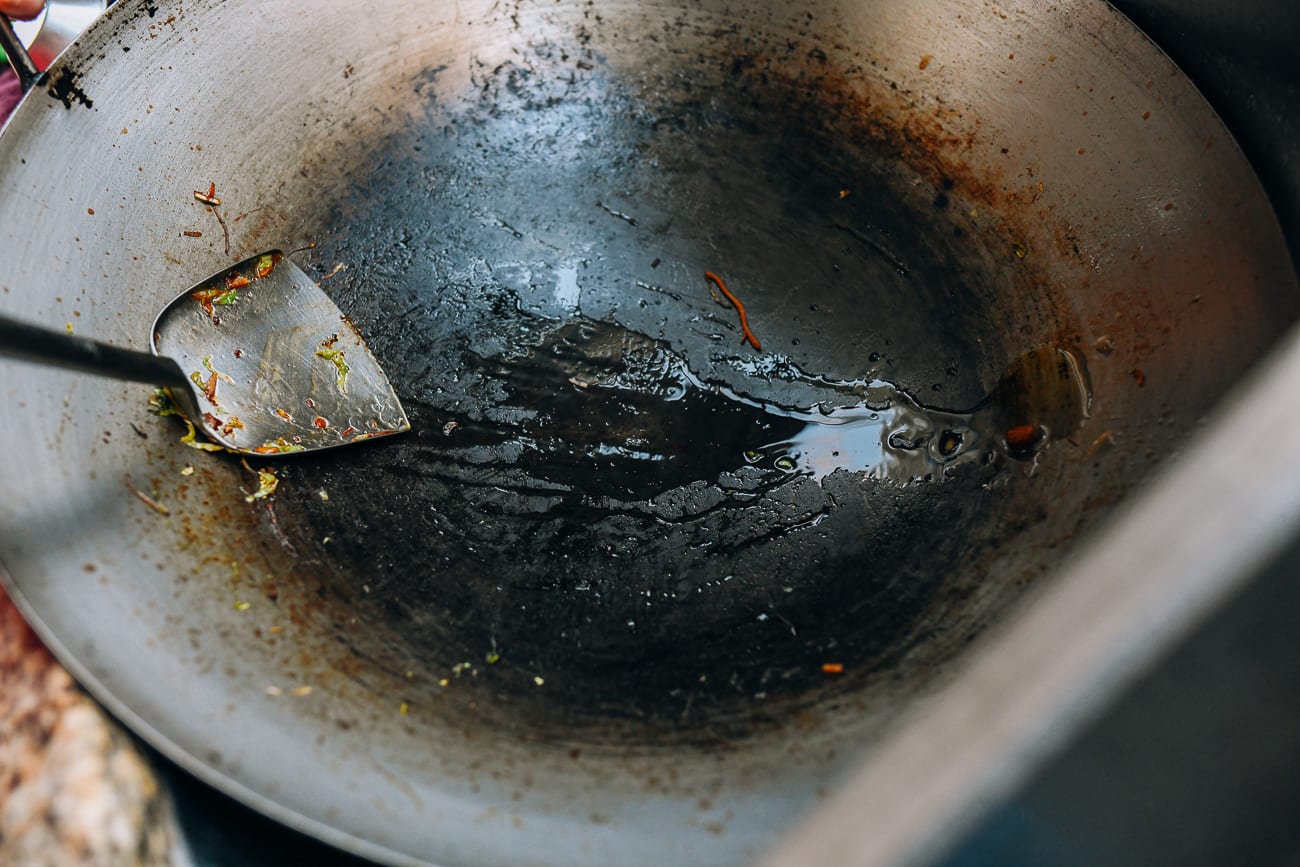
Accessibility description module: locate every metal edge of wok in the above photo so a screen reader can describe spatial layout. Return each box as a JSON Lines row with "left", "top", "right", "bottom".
{"left": 0, "top": 0, "right": 1297, "bottom": 866}
{"left": 757, "top": 320, "right": 1300, "bottom": 865}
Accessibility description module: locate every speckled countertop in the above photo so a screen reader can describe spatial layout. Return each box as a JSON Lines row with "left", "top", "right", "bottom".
{"left": 0, "top": 588, "right": 183, "bottom": 867}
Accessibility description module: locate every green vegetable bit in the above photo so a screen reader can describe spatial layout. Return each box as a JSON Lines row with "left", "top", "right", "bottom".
{"left": 244, "top": 468, "right": 280, "bottom": 503}
{"left": 148, "top": 388, "right": 181, "bottom": 417}
{"left": 179, "top": 421, "right": 228, "bottom": 453}
{"left": 315, "top": 348, "right": 351, "bottom": 394}
{"left": 256, "top": 439, "right": 306, "bottom": 454}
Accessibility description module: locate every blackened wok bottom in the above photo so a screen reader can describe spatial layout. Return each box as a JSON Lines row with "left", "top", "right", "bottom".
{"left": 267, "top": 48, "right": 1074, "bottom": 746}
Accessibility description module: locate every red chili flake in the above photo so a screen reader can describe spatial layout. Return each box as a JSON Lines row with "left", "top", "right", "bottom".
{"left": 305, "top": 398, "right": 317, "bottom": 408}
{"left": 313, "top": 416, "right": 329, "bottom": 429}
{"left": 183, "top": 230, "right": 203, "bottom": 238}
{"left": 274, "top": 408, "right": 293, "bottom": 422}
{"left": 226, "top": 273, "right": 251, "bottom": 290}
{"left": 822, "top": 663, "right": 844, "bottom": 675}
{"left": 192, "top": 288, "right": 224, "bottom": 319}
{"left": 339, "top": 426, "right": 357, "bottom": 437}
{"left": 203, "top": 372, "right": 219, "bottom": 404}
{"left": 704, "top": 271, "right": 762, "bottom": 351}
{"left": 1005, "top": 424, "right": 1040, "bottom": 450}
{"left": 233, "top": 349, "right": 244, "bottom": 358}
{"left": 203, "top": 412, "right": 222, "bottom": 429}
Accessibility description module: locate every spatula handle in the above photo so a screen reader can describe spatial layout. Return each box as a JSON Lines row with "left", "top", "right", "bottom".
{"left": 0, "top": 313, "right": 190, "bottom": 388}
{"left": 0, "top": 14, "right": 41, "bottom": 94}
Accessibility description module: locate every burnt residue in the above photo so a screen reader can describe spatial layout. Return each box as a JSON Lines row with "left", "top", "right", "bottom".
{"left": 236, "top": 16, "right": 1086, "bottom": 748}
{"left": 47, "top": 67, "right": 93, "bottom": 110}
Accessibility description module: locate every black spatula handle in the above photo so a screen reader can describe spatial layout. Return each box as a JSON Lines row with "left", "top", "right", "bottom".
{"left": 0, "top": 14, "right": 42, "bottom": 94}
{"left": 0, "top": 313, "right": 190, "bottom": 388}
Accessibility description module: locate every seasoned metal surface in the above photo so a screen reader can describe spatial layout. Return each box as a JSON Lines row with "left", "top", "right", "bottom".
{"left": 0, "top": 0, "right": 1294, "bottom": 865}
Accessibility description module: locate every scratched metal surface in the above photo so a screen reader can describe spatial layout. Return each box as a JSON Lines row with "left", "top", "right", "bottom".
{"left": 0, "top": 0, "right": 1294, "bottom": 865}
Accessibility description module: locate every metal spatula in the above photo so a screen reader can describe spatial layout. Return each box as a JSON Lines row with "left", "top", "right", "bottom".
{"left": 0, "top": 251, "right": 409, "bottom": 455}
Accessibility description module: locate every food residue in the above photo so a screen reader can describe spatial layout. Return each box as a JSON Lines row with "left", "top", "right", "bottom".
{"left": 255, "top": 253, "right": 279, "bottom": 279}
{"left": 315, "top": 347, "right": 351, "bottom": 393}
{"left": 123, "top": 474, "right": 170, "bottom": 516}
{"left": 190, "top": 355, "right": 234, "bottom": 407}
{"left": 180, "top": 420, "right": 229, "bottom": 452}
{"left": 348, "top": 429, "right": 402, "bottom": 442}
{"left": 704, "top": 271, "right": 762, "bottom": 351}
{"left": 821, "top": 663, "right": 844, "bottom": 675}
{"left": 243, "top": 463, "right": 280, "bottom": 503}
{"left": 253, "top": 438, "right": 306, "bottom": 454}
{"left": 320, "top": 262, "right": 346, "bottom": 280}
{"left": 1087, "top": 430, "right": 1117, "bottom": 457}
{"left": 149, "top": 389, "right": 180, "bottom": 417}
{"left": 193, "top": 183, "right": 221, "bottom": 206}
{"left": 192, "top": 286, "right": 239, "bottom": 320}
{"left": 1005, "top": 424, "right": 1041, "bottom": 451}
{"left": 191, "top": 370, "right": 219, "bottom": 405}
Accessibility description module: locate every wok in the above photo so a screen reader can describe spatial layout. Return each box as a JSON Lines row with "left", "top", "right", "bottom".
{"left": 0, "top": 0, "right": 1295, "bottom": 865}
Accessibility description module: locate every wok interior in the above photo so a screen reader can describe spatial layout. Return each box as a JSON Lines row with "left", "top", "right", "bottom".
{"left": 262, "top": 9, "right": 1085, "bottom": 748}
{"left": 5, "top": 0, "right": 1295, "bottom": 863}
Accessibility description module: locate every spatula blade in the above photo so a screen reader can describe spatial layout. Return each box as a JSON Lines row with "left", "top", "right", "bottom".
{"left": 152, "top": 251, "right": 409, "bottom": 455}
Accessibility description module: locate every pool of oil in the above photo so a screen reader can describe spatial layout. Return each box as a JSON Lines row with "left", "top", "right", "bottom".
{"left": 440, "top": 307, "right": 1003, "bottom": 498}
